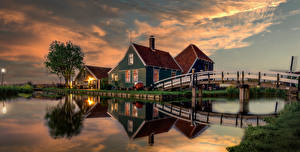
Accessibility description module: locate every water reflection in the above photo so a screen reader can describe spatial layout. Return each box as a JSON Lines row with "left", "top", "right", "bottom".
{"left": 107, "top": 99, "right": 177, "bottom": 145}
{"left": 45, "top": 94, "right": 85, "bottom": 139}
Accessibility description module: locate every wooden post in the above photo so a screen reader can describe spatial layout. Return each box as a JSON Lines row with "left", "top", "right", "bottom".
{"left": 237, "top": 71, "right": 240, "bottom": 84}
{"left": 162, "top": 82, "right": 164, "bottom": 89}
{"left": 242, "top": 71, "right": 244, "bottom": 84}
{"left": 148, "top": 133, "right": 154, "bottom": 146}
{"left": 298, "top": 76, "right": 300, "bottom": 92}
{"left": 275, "top": 102, "right": 278, "bottom": 113}
{"left": 171, "top": 79, "right": 173, "bottom": 89}
{"left": 221, "top": 72, "right": 224, "bottom": 83}
{"left": 258, "top": 72, "right": 261, "bottom": 85}
{"left": 257, "top": 116, "right": 259, "bottom": 126}
{"left": 206, "top": 112, "right": 210, "bottom": 122}
{"left": 208, "top": 73, "right": 210, "bottom": 85}
{"left": 276, "top": 73, "right": 280, "bottom": 88}
{"left": 240, "top": 115, "right": 243, "bottom": 128}
{"left": 180, "top": 77, "right": 183, "bottom": 89}
{"left": 220, "top": 114, "right": 223, "bottom": 125}
{"left": 235, "top": 114, "right": 238, "bottom": 126}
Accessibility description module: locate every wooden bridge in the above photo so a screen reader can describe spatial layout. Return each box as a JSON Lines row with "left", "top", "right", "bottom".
{"left": 154, "top": 103, "right": 277, "bottom": 128}
{"left": 154, "top": 71, "right": 300, "bottom": 92}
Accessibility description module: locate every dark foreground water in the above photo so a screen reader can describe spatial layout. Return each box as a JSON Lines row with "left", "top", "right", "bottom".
{"left": 0, "top": 95, "right": 286, "bottom": 152}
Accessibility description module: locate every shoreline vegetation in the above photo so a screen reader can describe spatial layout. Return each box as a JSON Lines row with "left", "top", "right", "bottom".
{"left": 227, "top": 101, "right": 300, "bottom": 152}
{"left": 0, "top": 85, "right": 33, "bottom": 98}
{"left": 42, "top": 86, "right": 288, "bottom": 99}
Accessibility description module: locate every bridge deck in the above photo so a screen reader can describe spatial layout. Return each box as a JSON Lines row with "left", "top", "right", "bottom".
{"left": 155, "top": 103, "right": 276, "bottom": 128}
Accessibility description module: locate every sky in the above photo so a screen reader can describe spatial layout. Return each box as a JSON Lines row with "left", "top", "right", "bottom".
{"left": 0, "top": 0, "right": 300, "bottom": 84}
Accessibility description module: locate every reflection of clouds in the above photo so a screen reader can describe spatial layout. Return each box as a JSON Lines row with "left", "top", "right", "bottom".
{"left": 127, "top": 126, "right": 243, "bottom": 152}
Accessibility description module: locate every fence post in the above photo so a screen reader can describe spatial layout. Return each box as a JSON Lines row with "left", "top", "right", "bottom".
{"left": 208, "top": 73, "right": 210, "bottom": 85}
{"left": 180, "top": 77, "right": 183, "bottom": 89}
{"left": 276, "top": 73, "right": 280, "bottom": 88}
{"left": 171, "top": 79, "right": 173, "bottom": 89}
{"left": 162, "top": 82, "right": 164, "bottom": 89}
{"left": 242, "top": 71, "right": 244, "bottom": 84}
{"left": 222, "top": 72, "right": 224, "bottom": 83}
{"left": 298, "top": 76, "right": 300, "bottom": 92}
{"left": 237, "top": 71, "right": 240, "bottom": 84}
{"left": 258, "top": 72, "right": 261, "bottom": 85}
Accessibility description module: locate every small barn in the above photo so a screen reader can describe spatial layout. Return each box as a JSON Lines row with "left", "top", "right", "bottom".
{"left": 175, "top": 44, "right": 214, "bottom": 74}
{"left": 74, "top": 65, "right": 111, "bottom": 89}
{"left": 108, "top": 36, "right": 182, "bottom": 88}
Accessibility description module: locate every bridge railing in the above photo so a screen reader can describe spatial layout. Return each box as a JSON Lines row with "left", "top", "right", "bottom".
{"left": 154, "top": 70, "right": 300, "bottom": 90}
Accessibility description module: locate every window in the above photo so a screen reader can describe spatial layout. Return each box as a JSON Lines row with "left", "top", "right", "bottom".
{"left": 133, "top": 69, "right": 138, "bottom": 82}
{"left": 115, "top": 75, "right": 118, "bottom": 81}
{"left": 128, "top": 120, "right": 133, "bottom": 132}
{"left": 153, "top": 69, "right": 159, "bottom": 82}
{"left": 125, "top": 70, "right": 131, "bottom": 83}
{"left": 128, "top": 53, "right": 134, "bottom": 65}
{"left": 171, "top": 71, "right": 176, "bottom": 77}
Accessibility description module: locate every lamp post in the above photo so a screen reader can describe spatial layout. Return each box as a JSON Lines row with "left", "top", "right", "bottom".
{"left": 1, "top": 68, "right": 6, "bottom": 86}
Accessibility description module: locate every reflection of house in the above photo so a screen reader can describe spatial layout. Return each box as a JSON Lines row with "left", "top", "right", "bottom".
{"left": 86, "top": 103, "right": 110, "bottom": 118}
{"left": 175, "top": 44, "right": 214, "bottom": 74}
{"left": 175, "top": 119, "right": 208, "bottom": 139}
{"left": 75, "top": 65, "right": 111, "bottom": 89}
{"left": 108, "top": 36, "right": 182, "bottom": 88}
{"left": 107, "top": 99, "right": 176, "bottom": 140}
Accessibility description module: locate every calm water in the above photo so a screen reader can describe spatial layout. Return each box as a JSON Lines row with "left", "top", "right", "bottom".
{"left": 0, "top": 95, "right": 286, "bottom": 152}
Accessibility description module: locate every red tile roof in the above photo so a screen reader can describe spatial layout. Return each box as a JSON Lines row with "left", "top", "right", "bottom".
{"left": 175, "top": 119, "right": 208, "bottom": 139}
{"left": 132, "top": 43, "right": 181, "bottom": 70}
{"left": 86, "top": 65, "right": 111, "bottom": 79}
{"left": 133, "top": 117, "right": 176, "bottom": 139}
{"left": 175, "top": 44, "right": 213, "bottom": 73}
{"left": 86, "top": 103, "right": 110, "bottom": 118}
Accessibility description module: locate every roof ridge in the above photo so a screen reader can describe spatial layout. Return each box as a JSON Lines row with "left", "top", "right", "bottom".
{"left": 190, "top": 44, "right": 198, "bottom": 58}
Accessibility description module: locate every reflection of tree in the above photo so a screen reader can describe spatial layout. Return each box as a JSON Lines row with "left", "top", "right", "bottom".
{"left": 45, "top": 95, "right": 84, "bottom": 139}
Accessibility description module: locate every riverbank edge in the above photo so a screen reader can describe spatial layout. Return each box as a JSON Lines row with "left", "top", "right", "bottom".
{"left": 226, "top": 101, "right": 300, "bottom": 152}
{"left": 41, "top": 87, "right": 290, "bottom": 101}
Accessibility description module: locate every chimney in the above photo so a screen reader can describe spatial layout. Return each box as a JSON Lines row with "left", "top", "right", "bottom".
{"left": 149, "top": 35, "right": 155, "bottom": 50}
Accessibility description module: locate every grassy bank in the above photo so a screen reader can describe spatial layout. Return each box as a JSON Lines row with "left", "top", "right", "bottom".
{"left": 202, "top": 87, "right": 286, "bottom": 98}
{"left": 43, "top": 88, "right": 191, "bottom": 96}
{"left": 42, "top": 87, "right": 287, "bottom": 99}
{"left": 0, "top": 85, "right": 33, "bottom": 97}
{"left": 227, "top": 102, "right": 300, "bottom": 152}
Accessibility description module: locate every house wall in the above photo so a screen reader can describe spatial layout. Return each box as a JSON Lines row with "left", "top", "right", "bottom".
{"left": 189, "top": 59, "right": 214, "bottom": 73}
{"left": 109, "top": 45, "right": 146, "bottom": 88}
{"left": 146, "top": 66, "right": 181, "bottom": 87}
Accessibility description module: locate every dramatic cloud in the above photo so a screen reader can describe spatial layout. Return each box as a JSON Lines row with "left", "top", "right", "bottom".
{"left": 0, "top": 0, "right": 291, "bottom": 83}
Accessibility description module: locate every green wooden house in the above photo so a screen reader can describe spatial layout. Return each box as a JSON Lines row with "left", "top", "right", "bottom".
{"left": 108, "top": 36, "right": 182, "bottom": 88}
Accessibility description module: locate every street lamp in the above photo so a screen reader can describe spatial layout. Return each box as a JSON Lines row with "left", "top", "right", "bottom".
{"left": 1, "top": 68, "right": 6, "bottom": 86}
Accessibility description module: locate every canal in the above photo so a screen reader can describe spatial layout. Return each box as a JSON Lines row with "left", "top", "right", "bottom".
{"left": 0, "top": 95, "right": 288, "bottom": 152}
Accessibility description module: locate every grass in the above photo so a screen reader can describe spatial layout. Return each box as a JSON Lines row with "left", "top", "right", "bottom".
{"left": 0, "top": 85, "right": 33, "bottom": 97}
{"left": 43, "top": 88, "right": 191, "bottom": 96}
{"left": 42, "top": 87, "right": 287, "bottom": 99}
{"left": 227, "top": 102, "right": 300, "bottom": 152}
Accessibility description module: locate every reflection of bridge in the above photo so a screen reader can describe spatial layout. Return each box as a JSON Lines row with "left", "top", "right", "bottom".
{"left": 154, "top": 102, "right": 277, "bottom": 128}
{"left": 154, "top": 71, "right": 300, "bottom": 91}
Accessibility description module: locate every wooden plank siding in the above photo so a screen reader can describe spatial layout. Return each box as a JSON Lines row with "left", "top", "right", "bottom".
{"left": 189, "top": 59, "right": 214, "bottom": 73}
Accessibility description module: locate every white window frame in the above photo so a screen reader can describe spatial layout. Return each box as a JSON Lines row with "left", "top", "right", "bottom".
{"left": 133, "top": 69, "right": 138, "bottom": 82}
{"left": 128, "top": 53, "right": 134, "bottom": 65}
{"left": 125, "top": 70, "right": 131, "bottom": 83}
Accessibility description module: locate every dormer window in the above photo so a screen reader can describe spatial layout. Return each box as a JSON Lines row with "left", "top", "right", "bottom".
{"left": 128, "top": 53, "right": 134, "bottom": 65}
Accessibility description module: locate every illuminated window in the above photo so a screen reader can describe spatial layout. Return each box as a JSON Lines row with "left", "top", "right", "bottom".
{"left": 115, "top": 74, "right": 118, "bottom": 81}
{"left": 153, "top": 69, "right": 159, "bottom": 82}
{"left": 171, "top": 71, "right": 176, "bottom": 77}
{"left": 128, "top": 54, "right": 134, "bottom": 65}
{"left": 128, "top": 120, "right": 133, "bottom": 132}
{"left": 125, "top": 70, "right": 131, "bottom": 83}
{"left": 133, "top": 69, "right": 138, "bottom": 82}
{"left": 125, "top": 102, "right": 131, "bottom": 116}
